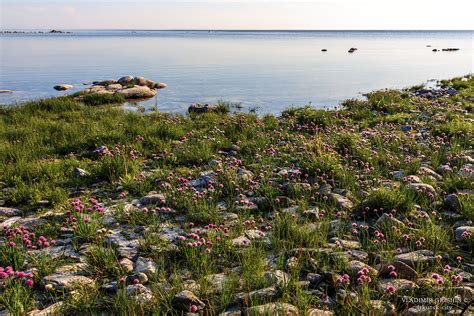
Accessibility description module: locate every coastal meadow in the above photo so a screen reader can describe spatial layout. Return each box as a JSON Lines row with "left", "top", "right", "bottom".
{"left": 0, "top": 76, "right": 473, "bottom": 315}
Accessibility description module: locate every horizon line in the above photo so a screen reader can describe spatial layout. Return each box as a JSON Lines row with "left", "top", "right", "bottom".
{"left": 1, "top": 28, "right": 473, "bottom": 32}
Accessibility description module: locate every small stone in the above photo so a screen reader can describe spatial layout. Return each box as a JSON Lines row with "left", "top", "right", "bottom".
{"left": 139, "top": 193, "right": 166, "bottom": 205}
{"left": 264, "top": 270, "right": 290, "bottom": 288}
{"left": 119, "top": 258, "right": 134, "bottom": 273}
{"left": 307, "top": 309, "right": 333, "bottom": 316}
{"left": 232, "top": 236, "right": 250, "bottom": 248}
{"left": 408, "top": 183, "right": 436, "bottom": 198}
{"left": 134, "top": 257, "right": 158, "bottom": 276}
{"left": 444, "top": 194, "right": 462, "bottom": 213}
{"left": 126, "top": 284, "right": 154, "bottom": 304}
{"left": 247, "top": 303, "right": 299, "bottom": 315}
{"left": 172, "top": 290, "right": 205, "bottom": 311}
{"left": 73, "top": 167, "right": 90, "bottom": 177}
{"left": 330, "top": 193, "right": 353, "bottom": 210}
{"left": 455, "top": 226, "right": 474, "bottom": 242}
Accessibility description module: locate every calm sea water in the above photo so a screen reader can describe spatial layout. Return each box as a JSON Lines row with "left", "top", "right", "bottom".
{"left": 0, "top": 30, "right": 472, "bottom": 114}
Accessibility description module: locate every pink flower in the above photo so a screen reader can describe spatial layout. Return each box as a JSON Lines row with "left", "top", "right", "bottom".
{"left": 24, "top": 279, "right": 34, "bottom": 287}
{"left": 385, "top": 284, "right": 396, "bottom": 294}
{"left": 190, "top": 304, "right": 199, "bottom": 312}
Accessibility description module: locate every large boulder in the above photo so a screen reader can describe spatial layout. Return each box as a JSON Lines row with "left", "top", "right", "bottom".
{"left": 117, "top": 86, "right": 157, "bottom": 99}
{"left": 118, "top": 75, "right": 135, "bottom": 86}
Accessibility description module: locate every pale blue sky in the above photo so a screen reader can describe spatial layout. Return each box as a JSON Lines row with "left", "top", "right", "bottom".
{"left": 1, "top": 0, "right": 473, "bottom": 30}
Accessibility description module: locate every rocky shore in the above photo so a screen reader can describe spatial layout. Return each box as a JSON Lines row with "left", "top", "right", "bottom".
{"left": 0, "top": 75, "right": 472, "bottom": 315}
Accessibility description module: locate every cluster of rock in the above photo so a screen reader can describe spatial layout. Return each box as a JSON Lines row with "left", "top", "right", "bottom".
{"left": 412, "top": 86, "right": 458, "bottom": 99}
{"left": 54, "top": 76, "right": 168, "bottom": 99}
{"left": 432, "top": 48, "right": 460, "bottom": 52}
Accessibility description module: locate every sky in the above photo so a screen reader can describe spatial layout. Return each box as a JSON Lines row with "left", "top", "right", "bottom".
{"left": 1, "top": 0, "right": 473, "bottom": 30}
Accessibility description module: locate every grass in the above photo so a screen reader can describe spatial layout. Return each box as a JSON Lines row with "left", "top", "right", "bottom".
{"left": 0, "top": 75, "right": 473, "bottom": 315}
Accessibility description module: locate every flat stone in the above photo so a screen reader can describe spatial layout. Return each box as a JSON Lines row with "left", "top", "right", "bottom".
{"left": 235, "top": 287, "right": 279, "bottom": 305}
{"left": 43, "top": 273, "right": 94, "bottom": 291}
{"left": 328, "top": 238, "right": 361, "bottom": 250}
{"left": 139, "top": 193, "right": 166, "bottom": 205}
{"left": 245, "top": 229, "right": 266, "bottom": 240}
{"left": 408, "top": 183, "right": 436, "bottom": 198}
{"left": 417, "top": 167, "right": 442, "bottom": 180}
{"left": 379, "top": 261, "right": 418, "bottom": 280}
{"left": 330, "top": 193, "right": 354, "bottom": 210}
{"left": 247, "top": 303, "right": 299, "bottom": 315}
{"left": 117, "top": 86, "right": 157, "bottom": 99}
{"left": 135, "top": 257, "right": 158, "bottom": 276}
{"left": 393, "top": 250, "right": 437, "bottom": 268}
{"left": 307, "top": 309, "right": 333, "bottom": 316}
{"left": 348, "top": 260, "right": 378, "bottom": 277}
{"left": 378, "top": 279, "right": 418, "bottom": 293}
{"left": 30, "top": 302, "right": 64, "bottom": 316}
{"left": 106, "top": 84, "right": 123, "bottom": 91}
{"left": 0, "top": 207, "right": 21, "bottom": 217}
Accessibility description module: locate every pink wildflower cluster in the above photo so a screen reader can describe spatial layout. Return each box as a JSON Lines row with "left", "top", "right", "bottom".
{"left": 357, "top": 268, "right": 372, "bottom": 285}
{"left": 336, "top": 274, "right": 350, "bottom": 286}
{"left": 1, "top": 226, "right": 55, "bottom": 250}
{"left": 387, "top": 265, "right": 397, "bottom": 278}
{"left": 95, "top": 144, "right": 139, "bottom": 161}
{"left": 0, "top": 266, "right": 34, "bottom": 288}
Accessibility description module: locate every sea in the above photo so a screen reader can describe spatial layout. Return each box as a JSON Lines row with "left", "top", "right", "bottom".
{"left": 0, "top": 30, "right": 472, "bottom": 114}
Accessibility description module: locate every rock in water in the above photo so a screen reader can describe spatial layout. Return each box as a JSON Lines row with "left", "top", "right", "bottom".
{"left": 154, "top": 82, "right": 168, "bottom": 89}
{"left": 118, "top": 75, "right": 135, "bottom": 86}
{"left": 188, "top": 103, "right": 219, "bottom": 113}
{"left": 117, "top": 86, "right": 157, "bottom": 99}
{"left": 54, "top": 84, "right": 73, "bottom": 91}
